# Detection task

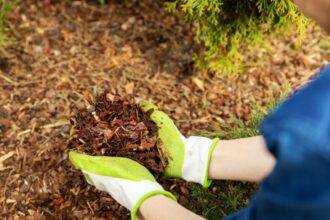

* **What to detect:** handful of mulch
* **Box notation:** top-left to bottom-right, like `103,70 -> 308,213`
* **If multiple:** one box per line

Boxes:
68,93 -> 167,179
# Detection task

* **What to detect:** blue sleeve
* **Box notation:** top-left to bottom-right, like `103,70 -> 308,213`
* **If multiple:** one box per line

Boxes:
225,65 -> 330,220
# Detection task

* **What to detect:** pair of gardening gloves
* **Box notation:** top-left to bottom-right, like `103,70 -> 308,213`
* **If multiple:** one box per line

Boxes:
69,101 -> 219,220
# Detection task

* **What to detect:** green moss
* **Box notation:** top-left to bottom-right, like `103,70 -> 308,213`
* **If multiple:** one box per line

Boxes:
0,0 -> 15,47
187,181 -> 256,219
321,39 -> 330,51
166,0 -> 310,75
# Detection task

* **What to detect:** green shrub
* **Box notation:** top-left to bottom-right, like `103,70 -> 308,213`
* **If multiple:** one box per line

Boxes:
0,0 -> 15,47
166,0 -> 309,75
203,98 -> 277,139
187,180 -> 256,219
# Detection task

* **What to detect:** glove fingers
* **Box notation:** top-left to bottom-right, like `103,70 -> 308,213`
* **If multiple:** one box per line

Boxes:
69,151 -> 156,182
138,100 -> 186,178
139,100 -> 159,112
139,100 -> 179,135
150,111 -> 185,178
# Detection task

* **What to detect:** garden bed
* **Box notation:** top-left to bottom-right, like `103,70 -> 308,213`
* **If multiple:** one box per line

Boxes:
0,0 -> 329,219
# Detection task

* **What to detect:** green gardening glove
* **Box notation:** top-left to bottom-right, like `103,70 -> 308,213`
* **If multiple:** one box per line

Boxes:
139,100 -> 219,188
69,151 -> 176,220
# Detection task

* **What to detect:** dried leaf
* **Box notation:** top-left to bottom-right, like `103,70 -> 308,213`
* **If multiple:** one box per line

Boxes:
125,82 -> 134,94
52,197 -> 64,206
0,117 -> 11,128
141,137 -> 156,149
134,122 -> 147,131
111,119 -> 123,127
106,93 -> 115,102
126,143 -> 139,149
0,151 -> 15,171
104,129 -> 114,140
129,131 -> 140,140
192,77 -> 204,91
73,210 -> 86,218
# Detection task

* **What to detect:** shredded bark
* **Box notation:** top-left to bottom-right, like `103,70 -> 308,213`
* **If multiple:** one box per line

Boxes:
1,0 -> 329,219
68,93 -> 166,178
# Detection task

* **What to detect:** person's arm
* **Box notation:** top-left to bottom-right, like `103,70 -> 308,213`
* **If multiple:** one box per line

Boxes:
138,195 -> 204,220
209,135 -> 275,182
137,135 -> 275,220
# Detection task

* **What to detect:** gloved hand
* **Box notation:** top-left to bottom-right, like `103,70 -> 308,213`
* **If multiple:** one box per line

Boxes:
69,151 -> 176,220
139,100 -> 219,188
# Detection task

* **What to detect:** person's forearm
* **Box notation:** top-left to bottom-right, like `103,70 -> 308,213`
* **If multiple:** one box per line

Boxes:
138,195 -> 204,220
209,135 -> 275,182
138,136 -> 274,219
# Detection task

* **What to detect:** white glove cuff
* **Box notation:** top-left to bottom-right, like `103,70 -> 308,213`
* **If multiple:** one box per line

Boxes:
181,136 -> 219,187
82,170 -> 163,210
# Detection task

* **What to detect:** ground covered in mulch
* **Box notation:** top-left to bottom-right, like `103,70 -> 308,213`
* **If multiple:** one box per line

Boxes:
0,0 -> 329,219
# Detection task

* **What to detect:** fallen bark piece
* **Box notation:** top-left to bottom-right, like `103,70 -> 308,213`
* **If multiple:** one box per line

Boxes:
68,93 -> 166,178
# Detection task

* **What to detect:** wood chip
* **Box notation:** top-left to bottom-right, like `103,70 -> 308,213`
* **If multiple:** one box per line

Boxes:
0,151 -> 15,171
125,82 -> 134,94
192,77 -> 205,91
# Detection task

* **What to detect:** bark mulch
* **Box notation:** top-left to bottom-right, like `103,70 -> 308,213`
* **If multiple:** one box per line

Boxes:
0,0 -> 329,219
69,94 -> 167,178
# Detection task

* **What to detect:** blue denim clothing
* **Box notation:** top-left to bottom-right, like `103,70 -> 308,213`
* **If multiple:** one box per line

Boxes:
225,65 -> 330,220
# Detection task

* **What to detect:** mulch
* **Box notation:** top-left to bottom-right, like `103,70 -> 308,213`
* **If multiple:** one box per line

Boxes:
0,0 -> 329,219
69,94 -> 167,178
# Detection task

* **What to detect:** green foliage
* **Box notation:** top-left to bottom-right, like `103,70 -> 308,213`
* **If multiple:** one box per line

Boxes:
166,0 -> 310,75
198,97 -> 277,140
187,181 -> 256,219
200,83 -> 290,139
0,0 -> 15,47
209,99 -> 277,139
321,39 -> 330,51
98,0 -> 106,4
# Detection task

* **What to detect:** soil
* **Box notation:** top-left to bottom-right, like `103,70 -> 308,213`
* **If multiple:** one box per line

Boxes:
0,0 -> 329,219
68,93 -> 166,178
